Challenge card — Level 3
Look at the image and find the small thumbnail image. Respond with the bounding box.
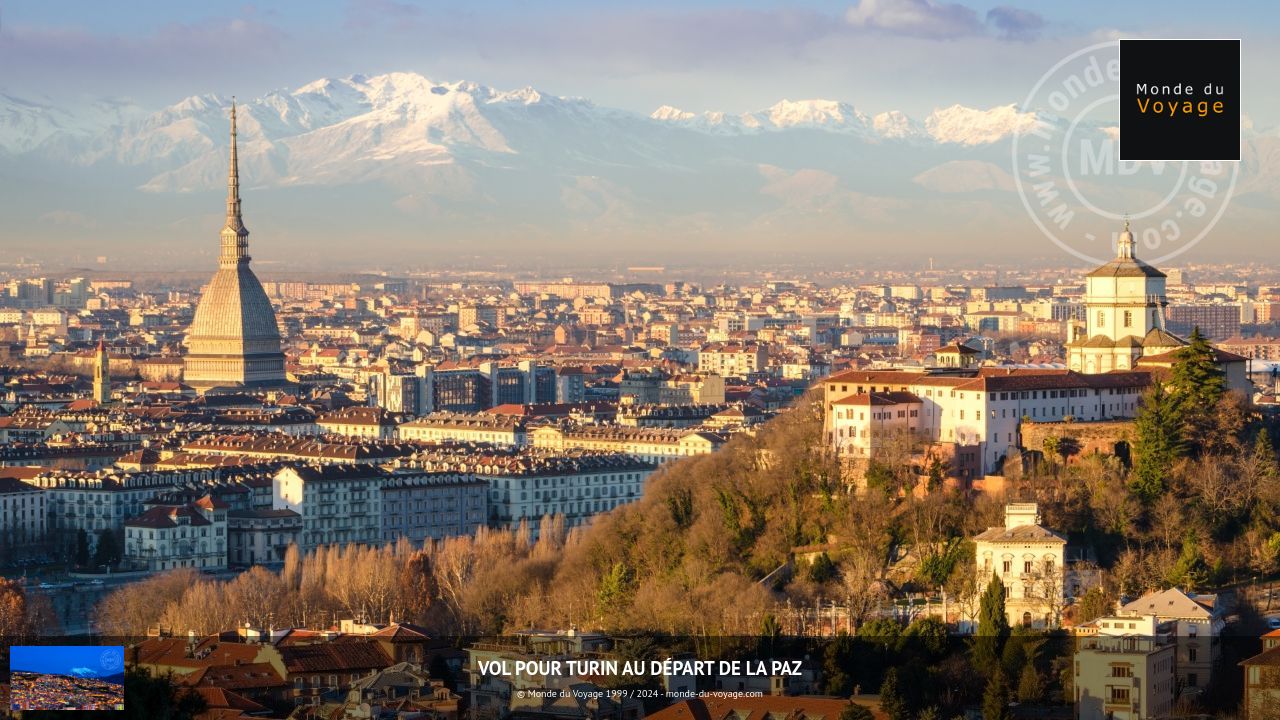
[8,645,125,711]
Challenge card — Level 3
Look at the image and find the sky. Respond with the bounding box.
[9,645,124,680]
[1,0,1279,269]
[3,0,1278,120]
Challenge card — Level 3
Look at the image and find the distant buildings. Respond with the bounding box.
[398,413,529,446]
[529,425,725,465]
[698,342,767,378]
[316,406,400,440]
[227,508,302,566]
[380,471,487,544]
[1066,223,1188,373]
[824,367,1149,477]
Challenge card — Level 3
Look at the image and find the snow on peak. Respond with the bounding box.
[924,103,1043,145]
[651,105,695,122]
[759,99,868,131]
[872,110,926,141]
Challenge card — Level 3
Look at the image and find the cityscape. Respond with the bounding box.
[7,645,125,711]
[2,2,1280,720]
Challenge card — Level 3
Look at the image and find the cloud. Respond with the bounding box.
[985,6,1045,41]
[845,0,984,39]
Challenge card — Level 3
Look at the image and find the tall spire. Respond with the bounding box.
[219,97,250,268]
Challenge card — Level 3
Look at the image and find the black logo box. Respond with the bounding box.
[1119,39,1240,161]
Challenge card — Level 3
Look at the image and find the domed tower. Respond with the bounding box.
[1067,220,1182,373]
[184,101,287,391]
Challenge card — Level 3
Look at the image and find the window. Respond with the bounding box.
[1109,687,1130,703]
[1123,310,1133,327]
[1097,310,1105,326]
[1002,560,1011,573]
[1111,665,1132,678]
[1188,647,1198,662]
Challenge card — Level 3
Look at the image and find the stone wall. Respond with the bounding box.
[1019,419,1135,467]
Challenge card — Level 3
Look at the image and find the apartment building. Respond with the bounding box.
[124,495,228,572]
[272,465,385,551]
[478,453,654,536]
[529,425,726,465]
[1074,614,1177,720]
[380,471,487,544]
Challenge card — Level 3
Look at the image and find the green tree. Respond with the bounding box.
[1017,664,1043,703]
[74,528,90,567]
[1131,381,1185,503]
[1166,532,1209,591]
[1168,327,1227,454]
[808,552,837,584]
[596,561,633,614]
[982,670,1011,720]
[1042,436,1060,470]
[865,461,896,492]
[839,704,875,720]
[926,456,946,491]
[975,572,1010,671]
[94,529,120,567]
[903,616,948,660]
[1074,586,1115,625]
[824,634,855,696]
[1169,327,1227,412]
[879,668,910,720]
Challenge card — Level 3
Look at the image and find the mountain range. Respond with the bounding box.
[1,71,1276,267]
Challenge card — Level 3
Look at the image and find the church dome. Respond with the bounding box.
[1086,221,1166,278]
[187,264,282,352]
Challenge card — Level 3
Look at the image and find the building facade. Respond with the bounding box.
[272,465,384,551]
[1074,614,1177,720]
[380,471,487,544]
[973,503,1067,629]
[124,495,228,572]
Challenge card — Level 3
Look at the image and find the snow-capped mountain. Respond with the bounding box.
[0,73,1051,191]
